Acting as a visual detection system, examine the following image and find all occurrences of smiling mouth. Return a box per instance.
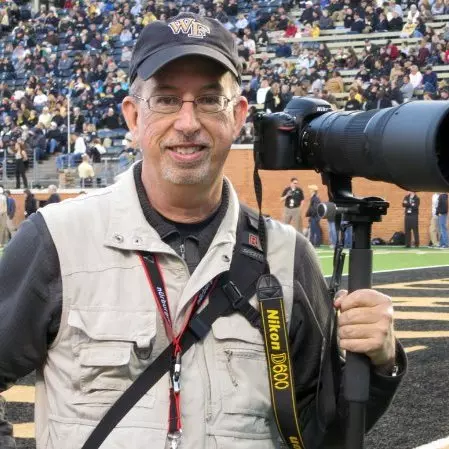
[168,145,206,155]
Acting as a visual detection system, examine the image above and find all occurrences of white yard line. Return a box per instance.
[414,436,449,449]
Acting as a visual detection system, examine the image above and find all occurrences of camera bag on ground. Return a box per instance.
[389,231,405,245]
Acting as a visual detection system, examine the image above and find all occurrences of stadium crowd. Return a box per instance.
[0,0,449,187]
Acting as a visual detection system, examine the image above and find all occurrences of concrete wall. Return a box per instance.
[9,148,434,245]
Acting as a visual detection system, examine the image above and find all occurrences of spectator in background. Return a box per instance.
[388,10,403,31]
[325,71,345,94]
[430,192,440,247]
[402,191,420,248]
[99,107,121,130]
[306,184,321,247]
[256,78,270,105]
[280,177,304,233]
[23,189,37,218]
[436,192,448,248]
[431,0,445,15]
[264,82,284,112]
[78,154,95,188]
[345,88,362,110]
[46,185,61,204]
[407,4,420,23]
[9,141,28,189]
[400,19,417,38]
[0,187,7,248]
[275,39,292,58]
[350,12,365,33]
[284,20,298,38]
[4,190,15,240]
[439,89,449,100]
[73,107,85,134]
[280,83,293,106]
[400,74,415,101]
[390,80,404,105]
[366,87,393,110]
[301,1,315,25]
[409,65,423,89]
[422,65,438,93]
[319,9,334,30]
[46,122,64,154]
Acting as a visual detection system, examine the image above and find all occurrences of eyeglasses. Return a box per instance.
[132,94,233,114]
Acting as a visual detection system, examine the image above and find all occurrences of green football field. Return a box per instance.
[317,245,449,277]
[1,245,448,275]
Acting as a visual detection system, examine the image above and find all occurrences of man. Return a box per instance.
[4,190,16,239]
[305,184,322,248]
[402,191,420,248]
[429,192,440,247]
[280,177,304,233]
[409,65,423,90]
[436,192,448,248]
[0,187,7,248]
[400,74,415,102]
[0,13,406,449]
[77,154,95,188]
[46,185,61,205]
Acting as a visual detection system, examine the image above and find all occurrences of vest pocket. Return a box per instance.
[210,316,271,419]
[68,308,157,408]
[79,342,132,395]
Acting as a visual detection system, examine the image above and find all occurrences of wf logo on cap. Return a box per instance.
[168,18,210,38]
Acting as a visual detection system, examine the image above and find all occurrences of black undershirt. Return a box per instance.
[133,162,229,273]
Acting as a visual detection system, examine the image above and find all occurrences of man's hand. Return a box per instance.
[334,289,396,370]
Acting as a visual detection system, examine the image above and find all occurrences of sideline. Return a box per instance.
[324,264,449,278]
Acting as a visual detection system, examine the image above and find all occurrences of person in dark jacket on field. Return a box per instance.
[24,189,37,218]
[306,184,322,247]
[402,192,420,247]
[436,192,448,248]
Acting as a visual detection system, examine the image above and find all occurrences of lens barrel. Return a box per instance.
[302,101,449,192]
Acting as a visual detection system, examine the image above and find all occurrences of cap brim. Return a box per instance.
[136,44,240,82]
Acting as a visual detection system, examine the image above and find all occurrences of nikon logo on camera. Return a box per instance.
[266,309,290,390]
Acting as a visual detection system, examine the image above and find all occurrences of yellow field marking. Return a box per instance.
[394,311,449,321]
[2,386,35,403]
[395,331,449,338]
[393,297,449,307]
[13,423,35,438]
[404,345,428,353]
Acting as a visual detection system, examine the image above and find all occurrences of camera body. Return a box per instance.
[254,97,332,171]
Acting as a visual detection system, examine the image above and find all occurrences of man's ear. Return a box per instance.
[121,96,139,136]
[233,95,249,141]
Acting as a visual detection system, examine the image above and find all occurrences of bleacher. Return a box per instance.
[1,0,449,187]
[243,7,449,110]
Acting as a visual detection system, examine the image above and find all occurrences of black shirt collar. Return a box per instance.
[133,161,229,262]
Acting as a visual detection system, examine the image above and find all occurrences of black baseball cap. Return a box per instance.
[129,13,242,85]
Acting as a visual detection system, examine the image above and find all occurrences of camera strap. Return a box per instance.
[252,164,305,449]
[257,274,305,449]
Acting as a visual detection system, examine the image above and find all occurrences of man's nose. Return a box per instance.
[172,101,202,134]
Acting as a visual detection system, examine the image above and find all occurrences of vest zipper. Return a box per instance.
[179,243,185,260]
[224,349,238,387]
[201,340,213,421]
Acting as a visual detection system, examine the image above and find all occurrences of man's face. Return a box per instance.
[122,56,248,186]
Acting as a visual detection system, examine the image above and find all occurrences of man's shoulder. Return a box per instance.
[40,187,114,225]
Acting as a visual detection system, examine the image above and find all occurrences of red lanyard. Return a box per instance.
[139,253,216,435]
